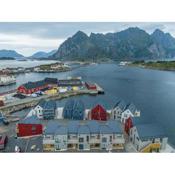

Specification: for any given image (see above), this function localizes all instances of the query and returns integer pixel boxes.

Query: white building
[43,120,125,152]
[121,103,140,124]
[129,123,168,152]
[0,75,16,86]
[111,100,127,120]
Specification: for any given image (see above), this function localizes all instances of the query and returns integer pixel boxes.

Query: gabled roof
[125,103,137,114]
[45,121,61,135]
[87,120,100,133]
[136,123,166,141]
[19,116,41,125]
[44,77,58,84]
[114,100,126,111]
[55,126,67,135]
[107,120,122,134]
[78,124,90,134]
[67,120,79,134]
[21,80,47,90]
[37,100,56,110]
[100,125,112,134]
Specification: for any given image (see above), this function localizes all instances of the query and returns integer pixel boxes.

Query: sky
[0,22,175,57]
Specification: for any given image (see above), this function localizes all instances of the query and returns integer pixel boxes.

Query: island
[129,60,175,71]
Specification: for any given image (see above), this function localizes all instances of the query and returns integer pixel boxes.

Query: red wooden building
[85,82,97,90]
[16,116,43,137]
[125,117,141,135]
[17,80,48,94]
[90,104,107,121]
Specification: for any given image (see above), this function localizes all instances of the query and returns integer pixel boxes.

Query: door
[79,144,84,150]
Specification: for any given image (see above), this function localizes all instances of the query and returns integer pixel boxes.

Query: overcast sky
[0,22,175,56]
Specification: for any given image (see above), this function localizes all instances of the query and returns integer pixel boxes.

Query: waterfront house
[85,82,97,90]
[55,126,68,151]
[129,123,168,152]
[63,99,85,120]
[43,120,124,152]
[16,116,43,137]
[17,80,48,94]
[111,100,127,120]
[43,121,61,151]
[44,77,58,86]
[34,100,56,119]
[89,104,107,121]
[121,103,140,124]
[124,117,142,135]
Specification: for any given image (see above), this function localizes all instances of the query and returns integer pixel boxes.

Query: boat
[0,75,16,86]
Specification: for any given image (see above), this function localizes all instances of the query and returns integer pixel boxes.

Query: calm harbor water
[0,61,175,147]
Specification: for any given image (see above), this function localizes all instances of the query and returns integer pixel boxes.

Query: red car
[0,135,8,150]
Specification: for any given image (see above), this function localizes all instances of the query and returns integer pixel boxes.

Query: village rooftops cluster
[44,120,123,135]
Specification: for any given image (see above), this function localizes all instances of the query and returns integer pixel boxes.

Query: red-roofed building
[90,104,107,121]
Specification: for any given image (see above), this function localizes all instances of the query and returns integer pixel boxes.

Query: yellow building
[45,88,58,95]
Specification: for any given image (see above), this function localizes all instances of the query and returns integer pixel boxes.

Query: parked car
[0,135,8,150]
[3,118,9,125]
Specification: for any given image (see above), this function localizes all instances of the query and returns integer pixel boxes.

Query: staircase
[141,143,161,153]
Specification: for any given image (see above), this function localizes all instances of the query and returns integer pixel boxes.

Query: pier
[0,86,104,115]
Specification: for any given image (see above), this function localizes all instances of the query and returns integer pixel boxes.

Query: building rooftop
[114,100,126,111]
[78,124,90,134]
[136,123,166,141]
[125,103,137,114]
[18,116,41,125]
[22,80,47,90]
[44,120,123,135]
[37,99,56,110]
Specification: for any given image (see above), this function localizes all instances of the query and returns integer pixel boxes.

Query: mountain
[0,49,24,59]
[52,27,175,61]
[30,50,57,59]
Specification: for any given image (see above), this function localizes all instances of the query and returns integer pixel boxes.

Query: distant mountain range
[52,27,175,61]
[29,50,57,59]
[0,49,24,59]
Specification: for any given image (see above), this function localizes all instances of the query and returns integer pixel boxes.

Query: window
[31,126,36,131]
[79,138,84,142]
[86,136,89,142]
[102,137,107,143]
[110,136,112,142]
[136,137,139,141]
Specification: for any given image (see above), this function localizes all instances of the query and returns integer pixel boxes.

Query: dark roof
[114,100,126,111]
[58,79,82,86]
[78,125,90,134]
[136,123,166,141]
[19,116,41,125]
[107,120,122,134]
[22,80,47,90]
[45,121,61,134]
[37,99,56,110]
[67,120,79,134]
[44,120,123,135]
[125,103,137,114]
[63,99,85,120]
[44,77,58,84]
[55,126,67,135]
[100,125,112,134]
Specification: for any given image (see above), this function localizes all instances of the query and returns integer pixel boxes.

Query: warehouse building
[16,116,43,137]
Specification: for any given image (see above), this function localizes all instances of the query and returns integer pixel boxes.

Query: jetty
[0,87,103,115]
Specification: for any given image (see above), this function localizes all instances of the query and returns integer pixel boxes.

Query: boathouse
[129,123,168,152]
[16,116,43,137]
[17,80,48,94]
[124,117,142,135]
[63,99,85,120]
[85,82,97,90]
[90,104,107,121]
[33,99,56,119]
